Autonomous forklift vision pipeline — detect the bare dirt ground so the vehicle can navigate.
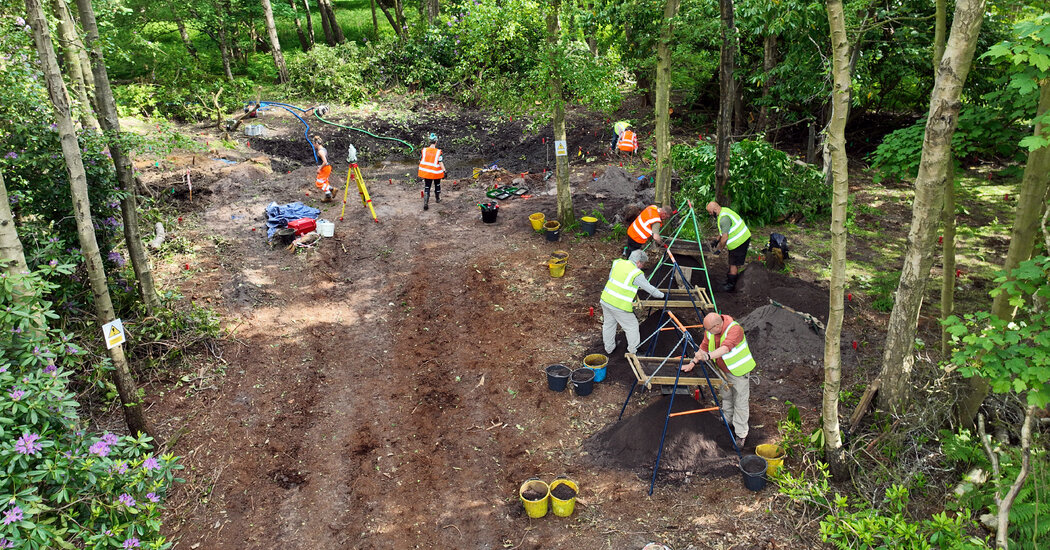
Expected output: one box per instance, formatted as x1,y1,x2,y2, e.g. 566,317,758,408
136,100,868,549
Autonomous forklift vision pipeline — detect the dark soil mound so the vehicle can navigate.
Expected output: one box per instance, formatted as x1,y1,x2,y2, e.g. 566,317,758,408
584,397,772,479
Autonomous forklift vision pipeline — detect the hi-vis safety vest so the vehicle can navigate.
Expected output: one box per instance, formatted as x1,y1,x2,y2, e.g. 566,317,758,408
617,130,638,152
600,259,643,312
708,320,756,376
717,207,751,250
627,205,660,244
417,147,445,179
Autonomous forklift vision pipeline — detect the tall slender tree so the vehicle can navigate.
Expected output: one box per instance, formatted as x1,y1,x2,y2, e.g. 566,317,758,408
260,0,289,82
714,0,736,204
48,0,99,131
822,0,851,478
875,0,986,412
653,0,680,207
25,0,155,440
935,0,956,358
547,0,574,226
289,0,312,51
302,0,315,44
0,170,45,332
75,0,161,314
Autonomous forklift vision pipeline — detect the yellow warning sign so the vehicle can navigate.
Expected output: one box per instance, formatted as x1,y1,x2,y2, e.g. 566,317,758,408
554,140,567,157
102,319,126,349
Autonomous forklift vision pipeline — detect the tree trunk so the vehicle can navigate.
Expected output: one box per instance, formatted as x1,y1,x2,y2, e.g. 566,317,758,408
49,0,99,132
958,79,1050,425
319,0,345,44
369,0,378,38
289,0,311,51
75,0,161,315
654,0,680,208
547,0,574,227
302,0,315,44
426,0,439,23
317,0,335,45
175,16,199,59
714,0,736,205
876,0,985,413
26,0,155,442
757,34,776,132
260,0,289,82
376,0,402,38
216,19,234,80
934,0,955,359
822,0,850,479
0,170,46,333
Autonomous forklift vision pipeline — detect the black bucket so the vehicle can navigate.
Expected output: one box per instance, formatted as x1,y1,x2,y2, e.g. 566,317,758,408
546,364,571,392
480,202,499,223
274,228,296,246
544,220,561,242
571,368,595,396
740,455,768,491
580,216,597,236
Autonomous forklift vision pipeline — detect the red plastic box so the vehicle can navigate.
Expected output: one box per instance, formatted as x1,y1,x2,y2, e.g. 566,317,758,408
287,218,316,236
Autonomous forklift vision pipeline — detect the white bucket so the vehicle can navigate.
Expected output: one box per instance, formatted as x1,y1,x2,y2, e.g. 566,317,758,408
316,219,335,237
244,124,263,136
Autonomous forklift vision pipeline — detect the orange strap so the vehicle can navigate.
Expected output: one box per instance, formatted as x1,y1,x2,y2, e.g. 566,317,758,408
669,406,719,418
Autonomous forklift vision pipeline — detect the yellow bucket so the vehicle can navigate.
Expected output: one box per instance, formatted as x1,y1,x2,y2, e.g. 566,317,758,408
529,212,545,231
519,478,549,518
549,477,578,517
549,258,566,278
756,444,785,476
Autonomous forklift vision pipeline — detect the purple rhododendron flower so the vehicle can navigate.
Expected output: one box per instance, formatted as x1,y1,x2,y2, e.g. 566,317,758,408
123,538,140,549
116,461,128,475
142,456,160,471
1,506,22,526
14,433,42,455
88,441,110,457
107,251,126,267
8,389,25,401
118,493,135,507
102,432,119,446
147,492,160,503
15,17,25,26
0,537,13,548
4,152,15,159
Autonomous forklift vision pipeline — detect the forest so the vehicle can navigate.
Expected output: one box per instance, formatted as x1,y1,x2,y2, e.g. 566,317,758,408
1,0,1048,548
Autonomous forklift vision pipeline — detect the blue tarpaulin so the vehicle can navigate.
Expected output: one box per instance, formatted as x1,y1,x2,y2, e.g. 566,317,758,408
266,202,320,238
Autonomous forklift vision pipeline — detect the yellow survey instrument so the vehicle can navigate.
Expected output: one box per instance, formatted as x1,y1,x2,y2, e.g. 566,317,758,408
340,163,378,223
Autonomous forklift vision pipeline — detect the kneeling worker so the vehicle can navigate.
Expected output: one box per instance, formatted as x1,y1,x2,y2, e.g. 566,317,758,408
626,204,673,254
600,250,665,356
706,201,751,291
681,312,756,448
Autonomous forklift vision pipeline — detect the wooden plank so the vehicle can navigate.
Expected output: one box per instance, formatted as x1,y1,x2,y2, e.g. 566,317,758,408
626,353,725,390
848,379,880,432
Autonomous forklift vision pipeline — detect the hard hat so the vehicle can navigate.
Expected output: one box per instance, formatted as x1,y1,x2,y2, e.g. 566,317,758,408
428,132,437,142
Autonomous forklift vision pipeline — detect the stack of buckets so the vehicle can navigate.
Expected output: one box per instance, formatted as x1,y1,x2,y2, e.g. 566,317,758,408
519,476,579,518
549,250,568,278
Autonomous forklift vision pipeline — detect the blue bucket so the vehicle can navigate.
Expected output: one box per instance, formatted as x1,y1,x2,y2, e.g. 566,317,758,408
584,354,608,383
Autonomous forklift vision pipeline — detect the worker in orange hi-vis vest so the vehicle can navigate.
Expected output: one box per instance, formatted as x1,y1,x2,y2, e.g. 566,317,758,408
417,133,446,211
313,135,333,202
616,124,639,156
625,204,672,255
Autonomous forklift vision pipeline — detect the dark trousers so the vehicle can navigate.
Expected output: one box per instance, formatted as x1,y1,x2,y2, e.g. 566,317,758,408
422,178,442,196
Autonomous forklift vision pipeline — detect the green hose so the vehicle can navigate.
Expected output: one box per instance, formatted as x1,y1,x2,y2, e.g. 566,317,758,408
313,112,415,154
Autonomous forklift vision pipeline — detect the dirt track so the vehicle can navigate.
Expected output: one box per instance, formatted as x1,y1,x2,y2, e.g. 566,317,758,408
144,105,849,549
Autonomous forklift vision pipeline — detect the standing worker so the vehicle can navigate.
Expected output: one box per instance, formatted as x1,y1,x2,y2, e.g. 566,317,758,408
626,204,673,254
600,250,665,356
681,312,756,448
313,135,333,202
418,133,446,211
706,201,751,291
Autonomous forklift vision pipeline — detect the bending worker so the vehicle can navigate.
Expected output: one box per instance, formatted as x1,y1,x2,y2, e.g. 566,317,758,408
626,204,673,254
616,124,638,156
706,201,751,291
600,250,665,356
418,133,446,211
313,135,333,202
681,312,756,448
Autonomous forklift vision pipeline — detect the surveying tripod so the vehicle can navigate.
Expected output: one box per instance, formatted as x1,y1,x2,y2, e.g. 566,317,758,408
341,144,378,223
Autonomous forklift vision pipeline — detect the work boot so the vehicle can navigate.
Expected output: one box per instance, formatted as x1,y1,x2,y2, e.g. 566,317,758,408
323,190,333,202
423,190,430,211
720,273,738,292
435,191,441,203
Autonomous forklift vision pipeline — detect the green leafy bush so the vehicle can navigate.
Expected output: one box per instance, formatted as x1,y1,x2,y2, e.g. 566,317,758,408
286,44,369,104
112,78,256,122
0,268,180,549
672,138,829,227
778,463,988,549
